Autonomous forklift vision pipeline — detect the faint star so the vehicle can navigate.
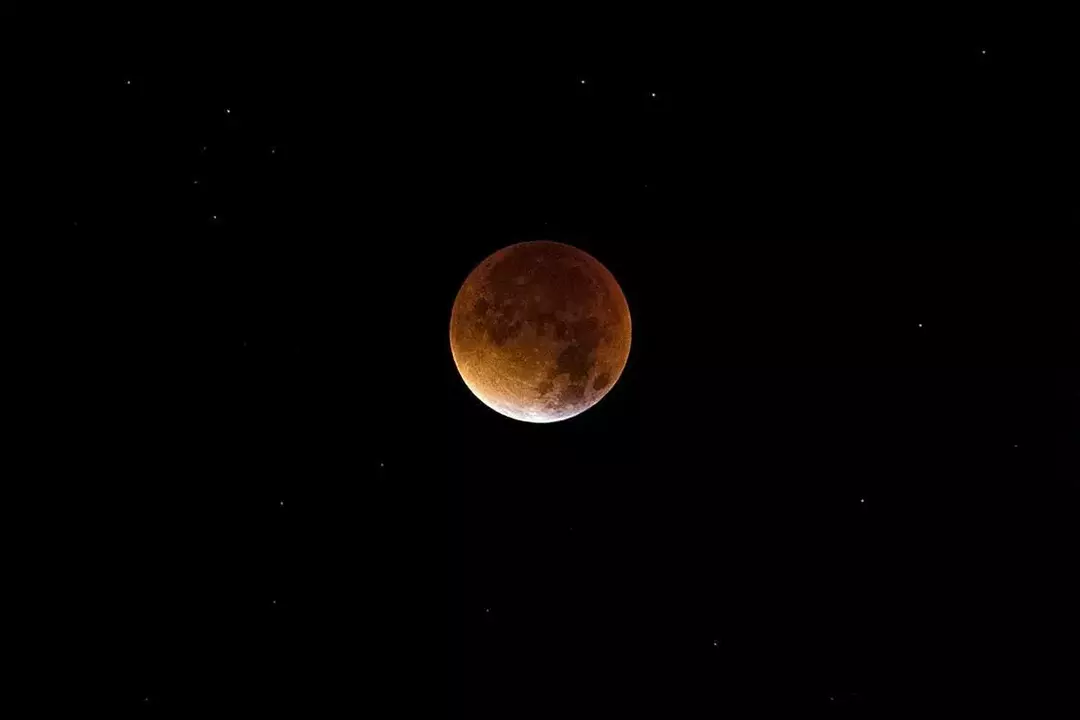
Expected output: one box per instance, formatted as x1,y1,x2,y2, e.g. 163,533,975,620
380,462,385,468
713,640,719,646
270,146,277,154
280,501,284,506
1014,444,1019,448
201,146,207,152
272,600,277,605
193,179,199,185
485,607,491,613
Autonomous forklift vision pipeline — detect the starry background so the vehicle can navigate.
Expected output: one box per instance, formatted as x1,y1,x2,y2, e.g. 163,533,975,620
23,11,1079,715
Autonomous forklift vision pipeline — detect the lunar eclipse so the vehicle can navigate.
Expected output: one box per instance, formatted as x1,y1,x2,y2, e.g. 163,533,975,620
450,241,631,423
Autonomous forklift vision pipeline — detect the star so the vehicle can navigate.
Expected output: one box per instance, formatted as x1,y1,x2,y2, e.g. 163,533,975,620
272,600,277,605
211,215,218,220
125,80,131,86
280,501,284,506
270,146,277,154
380,462,385,468
1014,444,1019,448
650,92,657,97
193,179,199,185
981,49,987,55
860,498,866,503
580,79,586,84
712,640,719,647
918,323,923,328
485,607,491,613
225,108,231,114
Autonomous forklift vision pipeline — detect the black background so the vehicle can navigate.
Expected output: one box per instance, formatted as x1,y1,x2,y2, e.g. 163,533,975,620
15,9,1079,715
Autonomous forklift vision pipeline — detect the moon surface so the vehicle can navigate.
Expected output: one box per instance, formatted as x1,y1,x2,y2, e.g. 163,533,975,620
450,241,632,423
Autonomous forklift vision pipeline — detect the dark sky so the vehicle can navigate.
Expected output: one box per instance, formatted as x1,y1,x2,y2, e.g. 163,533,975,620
20,10,1078,715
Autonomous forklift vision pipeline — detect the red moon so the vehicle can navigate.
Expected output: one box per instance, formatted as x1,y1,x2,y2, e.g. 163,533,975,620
449,241,631,423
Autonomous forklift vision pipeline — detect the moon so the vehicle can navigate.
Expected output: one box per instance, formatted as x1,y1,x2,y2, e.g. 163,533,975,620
450,241,631,423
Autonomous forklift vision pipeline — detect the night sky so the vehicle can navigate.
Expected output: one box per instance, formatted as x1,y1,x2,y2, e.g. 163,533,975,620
25,12,1079,715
